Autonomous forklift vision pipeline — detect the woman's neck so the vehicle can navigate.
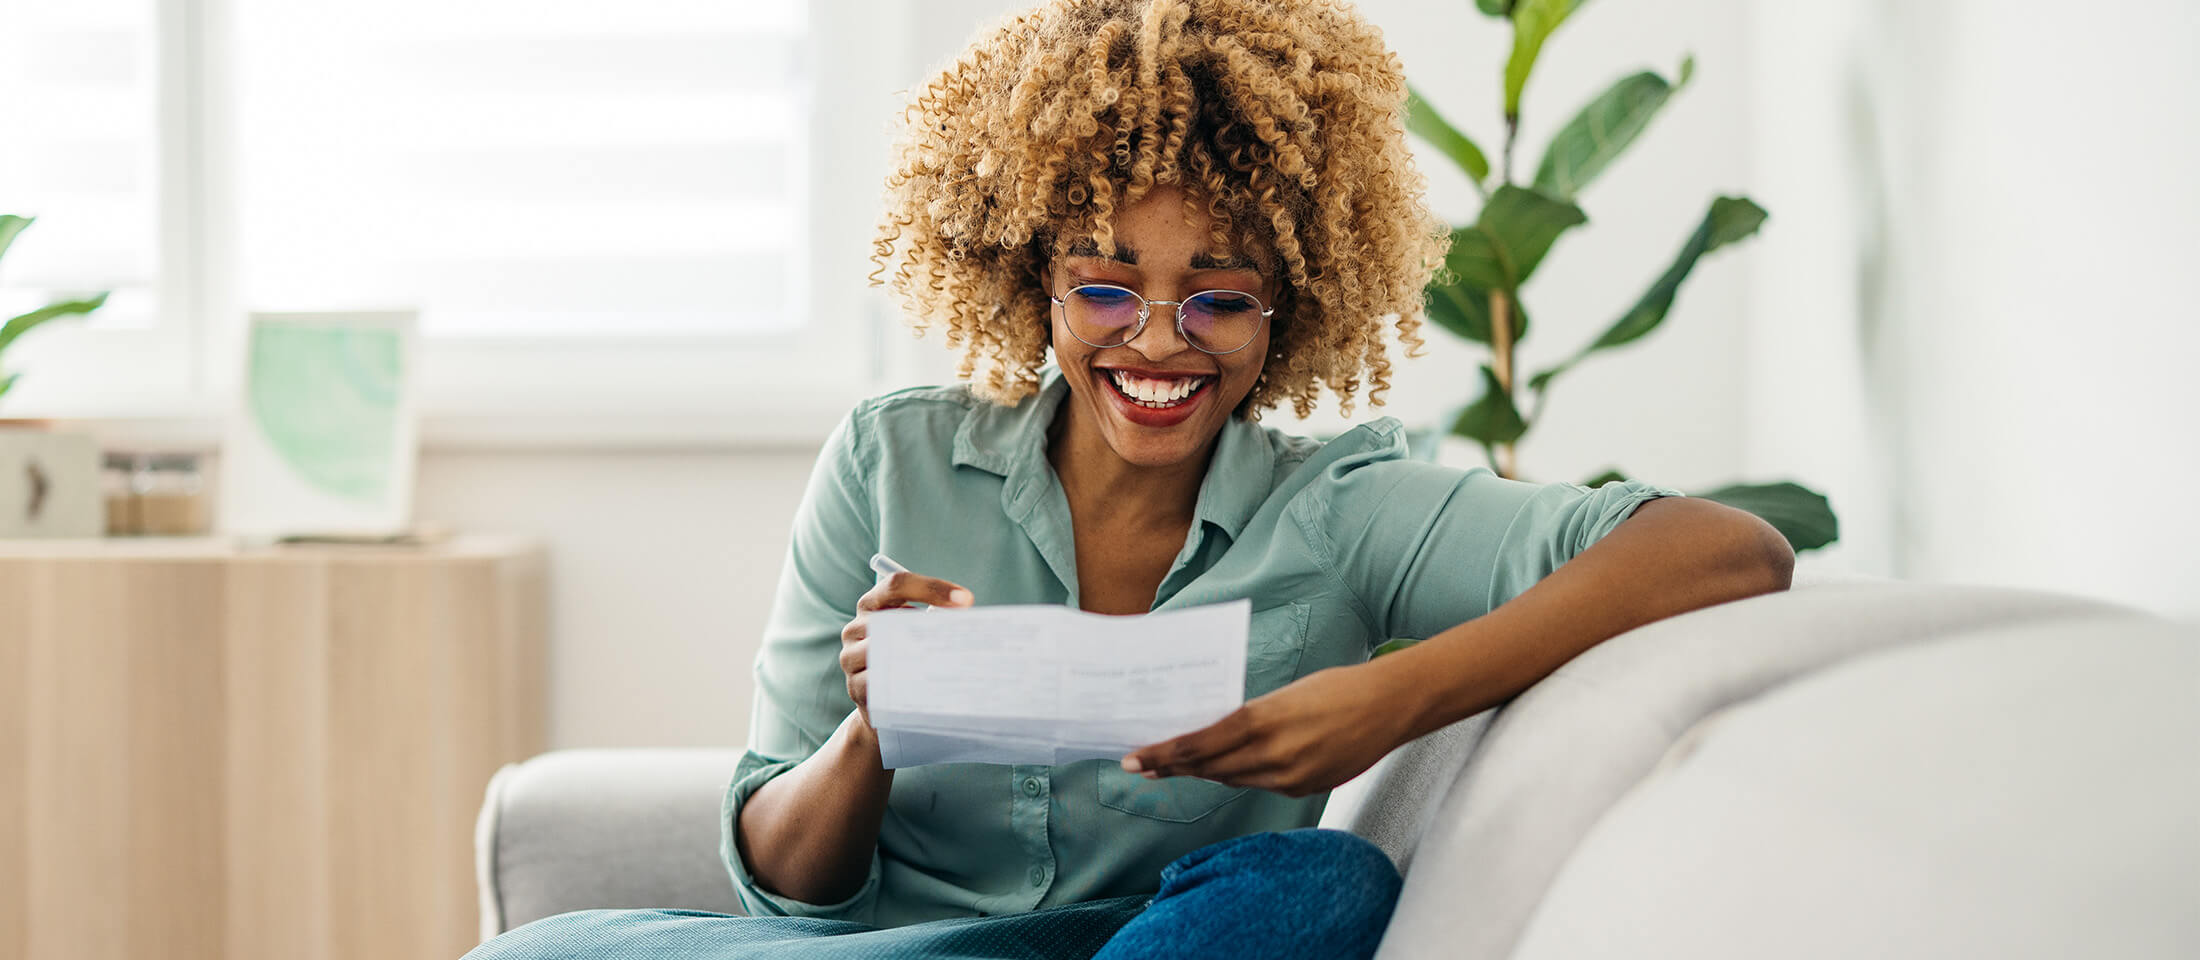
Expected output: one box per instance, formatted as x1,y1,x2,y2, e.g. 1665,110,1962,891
1046,399,1210,532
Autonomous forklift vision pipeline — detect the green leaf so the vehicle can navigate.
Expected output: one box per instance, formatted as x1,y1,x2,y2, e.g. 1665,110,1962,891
1504,0,1589,118
1449,364,1528,448
1424,278,1484,342
1445,226,1505,292
1405,87,1491,187
1424,274,1531,345
0,292,110,355
1474,0,1511,15
1448,185,1586,293
1532,58,1692,199
1695,480,1839,551
0,372,16,400
1478,186,1586,288
1586,196,1763,351
1583,467,1628,487
0,215,32,265
1529,195,1765,392
1373,638,1421,657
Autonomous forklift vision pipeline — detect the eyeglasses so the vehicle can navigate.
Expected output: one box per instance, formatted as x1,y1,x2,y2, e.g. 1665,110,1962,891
1049,283,1273,355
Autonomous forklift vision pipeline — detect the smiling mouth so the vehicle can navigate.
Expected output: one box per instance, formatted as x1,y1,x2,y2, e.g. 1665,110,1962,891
1101,369,1215,409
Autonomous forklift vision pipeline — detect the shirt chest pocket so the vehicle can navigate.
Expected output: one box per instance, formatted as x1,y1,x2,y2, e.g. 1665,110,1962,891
1096,601,1311,823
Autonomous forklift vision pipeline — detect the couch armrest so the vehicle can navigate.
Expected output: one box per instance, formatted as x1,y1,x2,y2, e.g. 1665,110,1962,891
475,748,747,938
1372,581,2132,960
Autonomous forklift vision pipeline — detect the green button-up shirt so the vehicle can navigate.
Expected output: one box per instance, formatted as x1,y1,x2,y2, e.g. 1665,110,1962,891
723,368,1680,928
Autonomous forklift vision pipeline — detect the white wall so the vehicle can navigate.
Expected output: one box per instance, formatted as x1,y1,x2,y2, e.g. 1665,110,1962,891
413,448,820,748
1743,0,2200,616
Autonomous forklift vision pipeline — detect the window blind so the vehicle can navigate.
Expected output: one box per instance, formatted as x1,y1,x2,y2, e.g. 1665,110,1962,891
0,0,162,329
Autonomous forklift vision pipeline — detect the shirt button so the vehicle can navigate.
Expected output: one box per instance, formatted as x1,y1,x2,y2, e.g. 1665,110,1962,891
1029,865,1047,886
1022,777,1042,797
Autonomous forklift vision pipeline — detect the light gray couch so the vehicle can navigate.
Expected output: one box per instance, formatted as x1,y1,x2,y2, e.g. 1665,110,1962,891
474,581,2200,958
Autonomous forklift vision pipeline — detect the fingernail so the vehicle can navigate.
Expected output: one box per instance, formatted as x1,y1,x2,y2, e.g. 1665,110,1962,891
1120,755,1143,773
949,588,973,605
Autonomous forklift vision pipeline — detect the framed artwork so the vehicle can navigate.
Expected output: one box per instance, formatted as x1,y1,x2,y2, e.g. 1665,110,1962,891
219,310,418,539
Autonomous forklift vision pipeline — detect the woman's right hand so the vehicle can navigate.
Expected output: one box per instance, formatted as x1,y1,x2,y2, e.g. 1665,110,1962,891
840,571,974,729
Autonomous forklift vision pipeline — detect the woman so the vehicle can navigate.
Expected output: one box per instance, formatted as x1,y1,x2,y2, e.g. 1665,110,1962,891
469,1,1791,957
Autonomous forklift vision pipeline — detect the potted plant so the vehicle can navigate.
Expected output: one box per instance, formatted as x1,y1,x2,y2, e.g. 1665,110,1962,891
1406,0,1837,552
0,214,110,537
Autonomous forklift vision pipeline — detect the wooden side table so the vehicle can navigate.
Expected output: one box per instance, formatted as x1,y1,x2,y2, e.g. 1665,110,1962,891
0,537,546,960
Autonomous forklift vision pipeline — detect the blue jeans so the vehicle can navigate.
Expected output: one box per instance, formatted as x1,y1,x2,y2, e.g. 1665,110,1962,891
465,828,1400,959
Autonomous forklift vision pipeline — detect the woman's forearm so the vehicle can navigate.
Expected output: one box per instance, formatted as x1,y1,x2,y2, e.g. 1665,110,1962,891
1379,496,1794,742
735,710,896,906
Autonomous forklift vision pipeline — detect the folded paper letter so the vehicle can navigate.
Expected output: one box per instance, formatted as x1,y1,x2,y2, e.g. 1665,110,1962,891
866,599,1250,768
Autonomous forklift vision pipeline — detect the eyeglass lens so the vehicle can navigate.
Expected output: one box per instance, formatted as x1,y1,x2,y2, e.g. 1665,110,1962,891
1062,285,1263,352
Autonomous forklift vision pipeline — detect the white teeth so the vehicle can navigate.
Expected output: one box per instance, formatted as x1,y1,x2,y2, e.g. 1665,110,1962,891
1107,370,1209,408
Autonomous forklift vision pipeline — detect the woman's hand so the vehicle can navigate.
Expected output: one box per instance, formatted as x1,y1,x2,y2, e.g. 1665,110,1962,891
1120,660,1418,798
839,571,974,728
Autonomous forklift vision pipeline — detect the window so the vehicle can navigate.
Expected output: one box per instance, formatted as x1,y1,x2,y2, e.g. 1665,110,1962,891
0,0,906,434
0,0,162,331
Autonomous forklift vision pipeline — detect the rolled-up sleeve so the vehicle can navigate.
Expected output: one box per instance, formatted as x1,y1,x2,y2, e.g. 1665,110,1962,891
719,406,885,922
722,754,882,920
1303,425,1682,642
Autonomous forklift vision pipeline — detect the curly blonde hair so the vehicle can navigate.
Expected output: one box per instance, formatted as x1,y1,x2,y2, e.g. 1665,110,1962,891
870,0,1448,417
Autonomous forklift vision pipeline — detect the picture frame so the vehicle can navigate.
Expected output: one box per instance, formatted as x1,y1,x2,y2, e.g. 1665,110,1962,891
219,310,418,539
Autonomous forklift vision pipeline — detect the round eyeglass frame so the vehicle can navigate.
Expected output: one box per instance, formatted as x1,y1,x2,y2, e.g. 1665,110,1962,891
1049,283,1274,355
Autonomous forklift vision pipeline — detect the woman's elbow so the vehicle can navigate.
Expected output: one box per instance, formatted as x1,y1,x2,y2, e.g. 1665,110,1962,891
1724,504,1796,597
1650,495,1794,600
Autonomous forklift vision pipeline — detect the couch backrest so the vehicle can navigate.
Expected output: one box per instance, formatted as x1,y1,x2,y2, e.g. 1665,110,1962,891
1318,710,1493,871
1507,616,2200,959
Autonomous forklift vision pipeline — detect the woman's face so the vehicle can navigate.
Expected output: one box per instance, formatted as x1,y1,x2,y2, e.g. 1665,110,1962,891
1048,187,1274,470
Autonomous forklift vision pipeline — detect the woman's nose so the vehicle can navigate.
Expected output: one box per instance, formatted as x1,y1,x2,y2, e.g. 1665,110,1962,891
1125,298,1192,358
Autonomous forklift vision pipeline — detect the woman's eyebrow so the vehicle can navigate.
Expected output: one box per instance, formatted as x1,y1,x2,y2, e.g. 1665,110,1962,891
1188,251,1259,271
1063,241,1256,272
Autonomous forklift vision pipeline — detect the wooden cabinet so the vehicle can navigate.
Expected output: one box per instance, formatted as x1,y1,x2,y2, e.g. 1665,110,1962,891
0,537,546,960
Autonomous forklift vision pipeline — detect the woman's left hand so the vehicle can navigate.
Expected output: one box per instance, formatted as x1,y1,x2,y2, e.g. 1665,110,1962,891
1120,660,1417,798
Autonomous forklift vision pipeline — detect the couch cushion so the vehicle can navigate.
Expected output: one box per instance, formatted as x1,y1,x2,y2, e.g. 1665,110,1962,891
1509,616,2200,959
1372,582,2130,960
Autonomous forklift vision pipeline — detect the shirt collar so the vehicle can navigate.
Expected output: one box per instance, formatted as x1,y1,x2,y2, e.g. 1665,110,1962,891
950,369,1065,478
951,366,1276,544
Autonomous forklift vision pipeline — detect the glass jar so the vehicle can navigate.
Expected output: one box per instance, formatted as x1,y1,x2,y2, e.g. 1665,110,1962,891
133,453,209,536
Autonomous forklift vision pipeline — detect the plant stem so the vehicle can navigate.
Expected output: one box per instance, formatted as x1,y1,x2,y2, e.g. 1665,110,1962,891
1490,288,1517,480
1501,113,1518,186
1491,84,1521,480
1490,291,1515,391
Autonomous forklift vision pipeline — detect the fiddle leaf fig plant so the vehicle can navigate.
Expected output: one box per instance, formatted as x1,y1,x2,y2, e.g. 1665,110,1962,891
0,215,108,404
1406,1,1837,551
